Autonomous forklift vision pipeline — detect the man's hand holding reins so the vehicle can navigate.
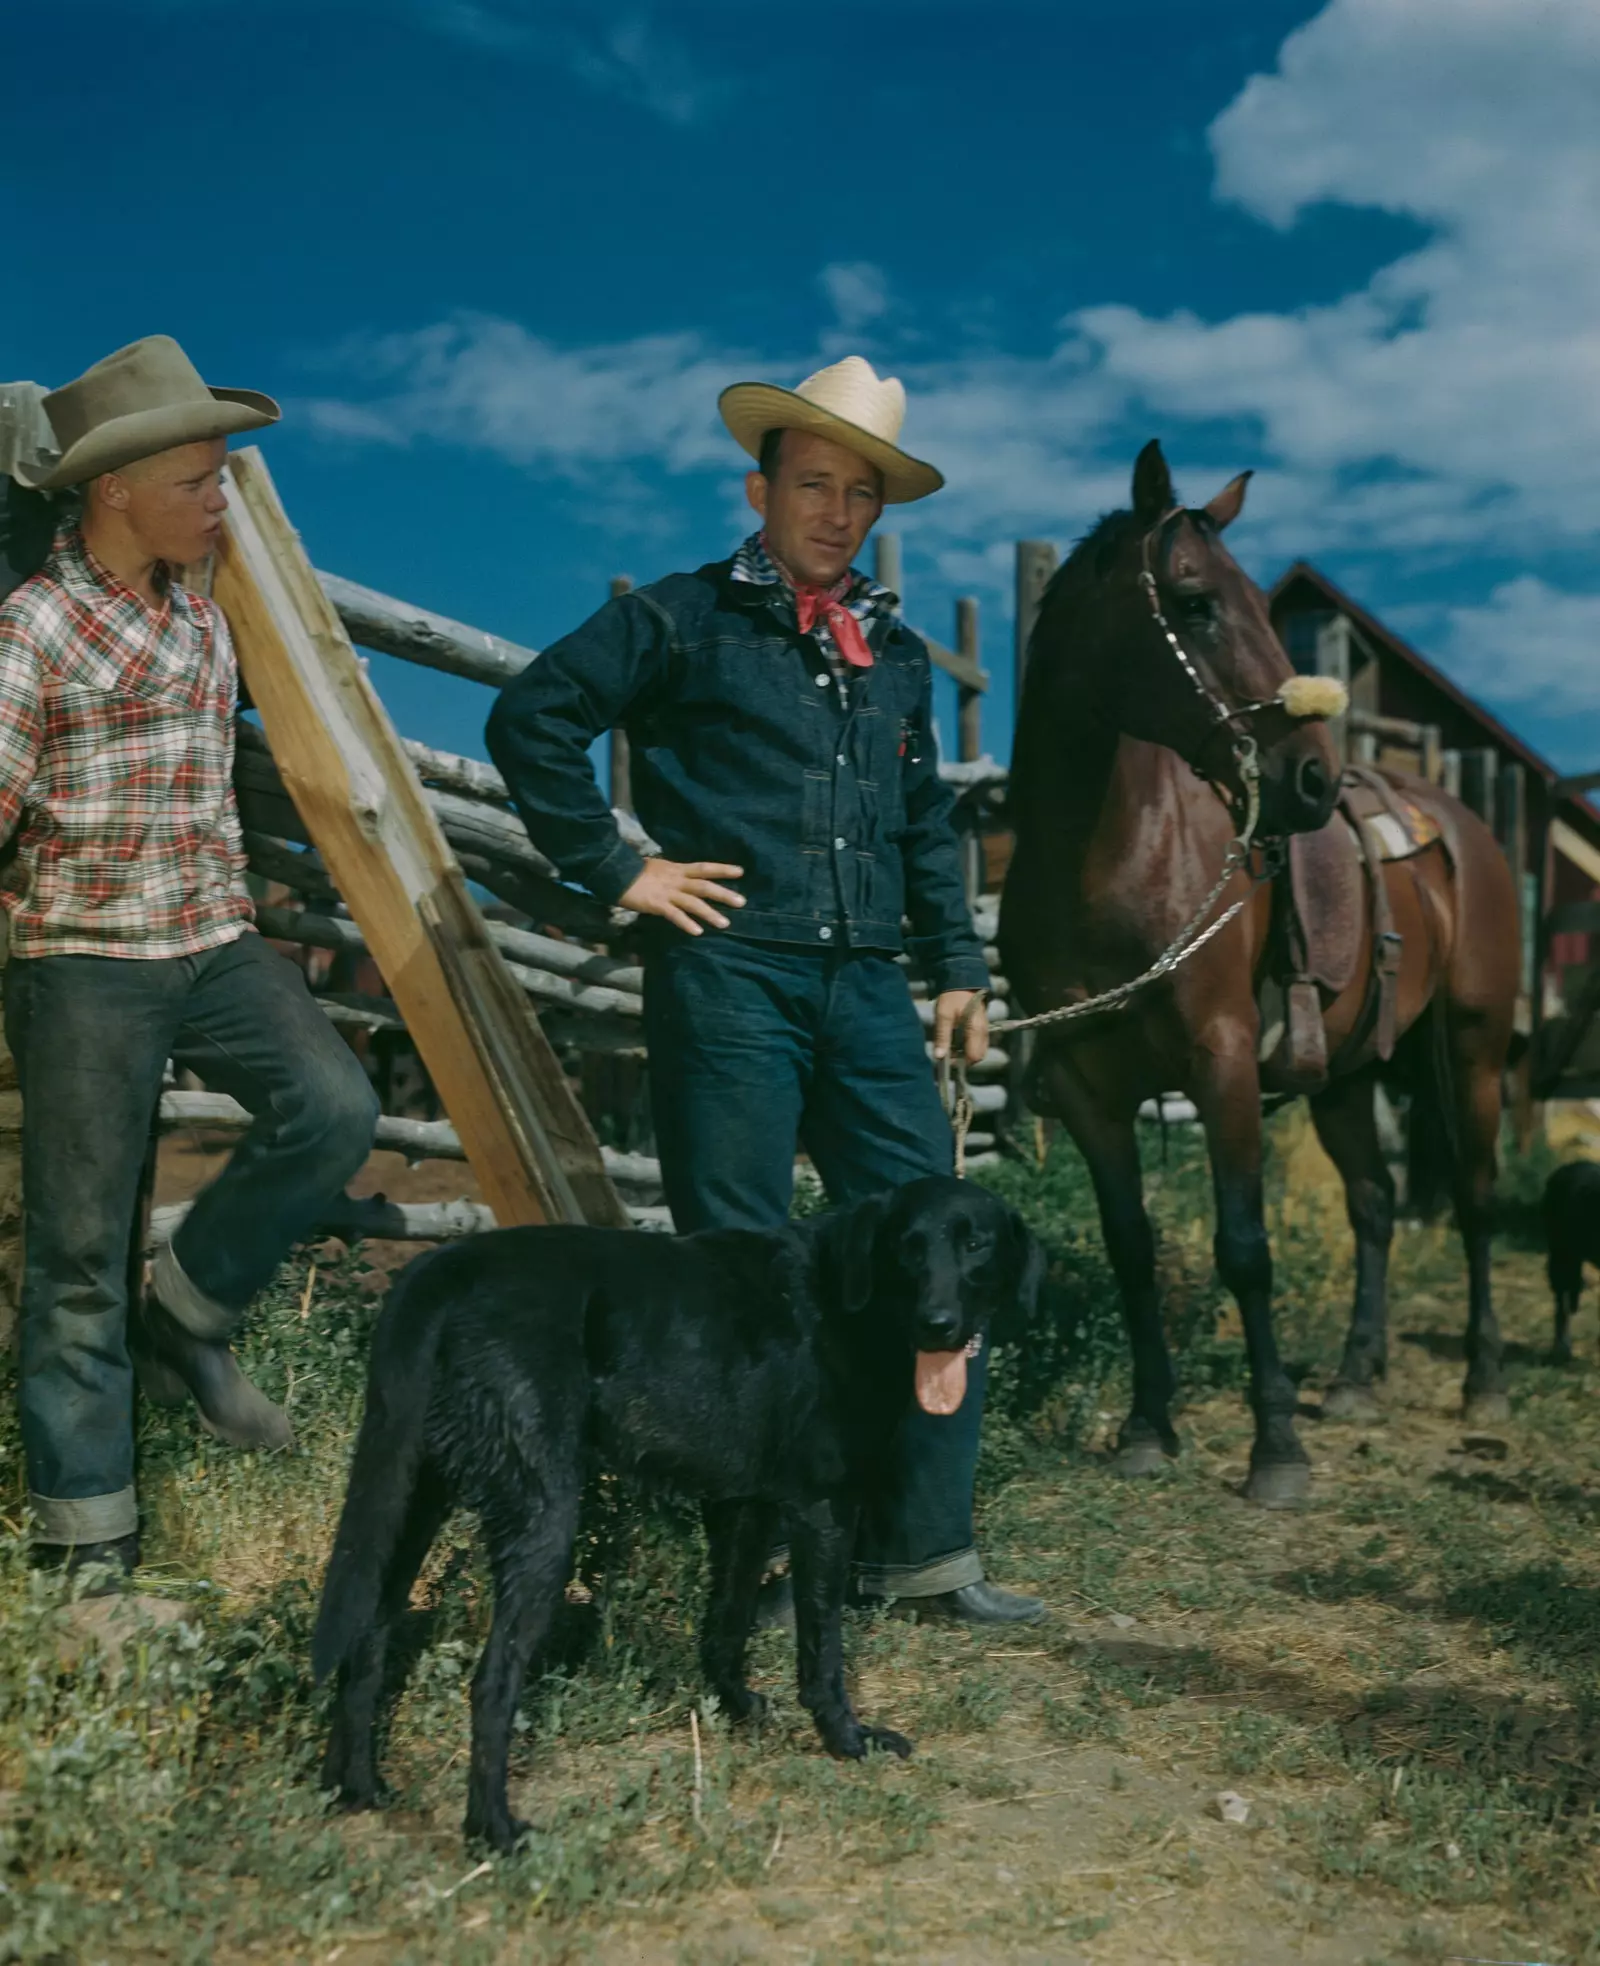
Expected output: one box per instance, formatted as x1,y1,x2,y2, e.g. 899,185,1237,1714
933,990,989,1067
621,858,746,936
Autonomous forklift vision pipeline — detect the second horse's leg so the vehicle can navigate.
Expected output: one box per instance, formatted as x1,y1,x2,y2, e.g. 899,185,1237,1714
1454,1041,1509,1425
1192,1036,1309,1506
1310,1068,1393,1423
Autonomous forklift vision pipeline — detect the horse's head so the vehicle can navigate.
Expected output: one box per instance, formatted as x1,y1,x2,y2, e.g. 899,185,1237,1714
1058,440,1343,836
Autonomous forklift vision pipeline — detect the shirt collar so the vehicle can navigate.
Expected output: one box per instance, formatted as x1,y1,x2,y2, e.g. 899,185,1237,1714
729,530,897,617
51,526,175,618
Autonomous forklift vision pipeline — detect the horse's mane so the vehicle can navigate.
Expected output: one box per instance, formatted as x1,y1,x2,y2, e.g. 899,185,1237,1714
1051,507,1143,596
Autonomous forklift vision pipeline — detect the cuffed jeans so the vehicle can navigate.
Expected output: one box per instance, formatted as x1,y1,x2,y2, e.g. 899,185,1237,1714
5,931,380,1544
643,935,985,1597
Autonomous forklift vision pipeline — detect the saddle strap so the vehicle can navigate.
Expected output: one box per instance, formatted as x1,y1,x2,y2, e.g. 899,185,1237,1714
1335,813,1403,1070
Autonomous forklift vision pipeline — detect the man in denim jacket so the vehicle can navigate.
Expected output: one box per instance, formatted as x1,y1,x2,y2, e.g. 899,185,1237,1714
488,357,1042,1625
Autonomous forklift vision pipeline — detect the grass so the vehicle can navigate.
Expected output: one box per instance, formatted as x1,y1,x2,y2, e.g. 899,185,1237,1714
1,1107,1598,1962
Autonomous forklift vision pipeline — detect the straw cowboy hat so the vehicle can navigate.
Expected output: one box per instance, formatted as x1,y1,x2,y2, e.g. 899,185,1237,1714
15,334,279,491
719,355,943,504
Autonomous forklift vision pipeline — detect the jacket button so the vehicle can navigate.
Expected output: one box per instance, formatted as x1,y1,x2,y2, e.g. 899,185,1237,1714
814,673,829,688
834,836,847,851
818,926,833,941
836,754,846,766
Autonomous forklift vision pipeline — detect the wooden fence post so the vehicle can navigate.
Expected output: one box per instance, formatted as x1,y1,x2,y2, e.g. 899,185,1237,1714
874,531,903,601
1459,747,1499,825
955,596,982,765
1014,541,1057,717
1314,615,1353,767
1499,760,1532,998
1441,748,1462,800
608,574,634,814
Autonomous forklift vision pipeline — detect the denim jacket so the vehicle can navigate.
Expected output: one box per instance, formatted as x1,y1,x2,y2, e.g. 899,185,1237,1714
485,557,989,993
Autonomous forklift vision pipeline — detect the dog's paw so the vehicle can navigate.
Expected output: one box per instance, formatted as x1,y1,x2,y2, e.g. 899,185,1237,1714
720,1686,769,1725
859,1724,913,1760
464,1803,530,1854
818,1712,914,1762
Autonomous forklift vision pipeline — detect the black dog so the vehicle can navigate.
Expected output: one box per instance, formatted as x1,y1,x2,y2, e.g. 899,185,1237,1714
1546,1160,1600,1364
313,1176,1043,1850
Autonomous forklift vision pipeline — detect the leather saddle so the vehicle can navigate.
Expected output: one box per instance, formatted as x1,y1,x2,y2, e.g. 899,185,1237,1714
1258,767,1445,1095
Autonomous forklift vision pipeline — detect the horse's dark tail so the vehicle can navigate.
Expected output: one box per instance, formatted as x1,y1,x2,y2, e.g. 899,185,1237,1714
1401,999,1459,1222
311,1258,447,1684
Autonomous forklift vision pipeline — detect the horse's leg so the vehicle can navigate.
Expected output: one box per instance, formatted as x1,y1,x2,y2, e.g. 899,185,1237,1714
1452,1031,1509,1425
1049,1068,1177,1471
1190,1035,1309,1506
1310,1068,1393,1423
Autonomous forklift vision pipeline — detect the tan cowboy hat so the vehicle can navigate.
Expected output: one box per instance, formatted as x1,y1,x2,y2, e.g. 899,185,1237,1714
718,355,943,503
15,334,280,491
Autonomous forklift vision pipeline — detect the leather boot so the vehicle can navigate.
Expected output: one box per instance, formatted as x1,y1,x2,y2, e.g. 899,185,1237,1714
887,1580,1047,1626
34,1533,141,1596
131,1296,293,1451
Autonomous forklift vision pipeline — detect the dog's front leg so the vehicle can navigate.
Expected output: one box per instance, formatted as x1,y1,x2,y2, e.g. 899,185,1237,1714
790,1496,911,1762
700,1498,778,1722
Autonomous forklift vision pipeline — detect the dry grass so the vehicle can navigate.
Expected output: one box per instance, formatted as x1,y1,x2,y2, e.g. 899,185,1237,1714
2,1105,1599,1964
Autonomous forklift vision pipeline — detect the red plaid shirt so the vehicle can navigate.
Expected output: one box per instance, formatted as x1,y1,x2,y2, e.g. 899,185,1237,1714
0,529,253,959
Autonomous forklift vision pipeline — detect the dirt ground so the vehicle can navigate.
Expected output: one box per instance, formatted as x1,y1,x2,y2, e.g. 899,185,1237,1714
48,1106,1600,1965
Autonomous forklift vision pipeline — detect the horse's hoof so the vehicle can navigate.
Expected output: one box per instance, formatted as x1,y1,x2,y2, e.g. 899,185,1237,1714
1320,1382,1383,1424
1463,1392,1511,1426
1110,1436,1172,1478
1244,1462,1311,1509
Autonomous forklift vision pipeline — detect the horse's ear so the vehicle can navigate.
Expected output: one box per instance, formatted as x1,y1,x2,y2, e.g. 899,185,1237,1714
1204,469,1253,531
1132,440,1174,522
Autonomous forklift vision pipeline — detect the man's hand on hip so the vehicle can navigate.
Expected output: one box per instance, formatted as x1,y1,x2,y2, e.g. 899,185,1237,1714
932,990,989,1066
620,859,745,936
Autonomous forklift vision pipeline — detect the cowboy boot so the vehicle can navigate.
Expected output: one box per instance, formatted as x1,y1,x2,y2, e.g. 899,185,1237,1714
130,1296,292,1451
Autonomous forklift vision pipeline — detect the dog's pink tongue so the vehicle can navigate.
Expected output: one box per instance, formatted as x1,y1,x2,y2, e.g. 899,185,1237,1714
915,1348,969,1417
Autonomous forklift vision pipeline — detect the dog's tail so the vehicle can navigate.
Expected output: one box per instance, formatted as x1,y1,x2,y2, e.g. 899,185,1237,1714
311,1254,448,1683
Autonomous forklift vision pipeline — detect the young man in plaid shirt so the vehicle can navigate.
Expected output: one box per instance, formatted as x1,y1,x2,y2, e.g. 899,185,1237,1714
1,338,379,1582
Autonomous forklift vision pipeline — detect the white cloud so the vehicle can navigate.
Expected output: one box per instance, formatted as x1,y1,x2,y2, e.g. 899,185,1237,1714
820,262,890,334
414,5,732,125
300,316,745,477
1434,577,1600,724
1069,0,1600,550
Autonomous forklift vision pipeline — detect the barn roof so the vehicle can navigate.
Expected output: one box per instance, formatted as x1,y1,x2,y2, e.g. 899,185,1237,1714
1270,559,1600,833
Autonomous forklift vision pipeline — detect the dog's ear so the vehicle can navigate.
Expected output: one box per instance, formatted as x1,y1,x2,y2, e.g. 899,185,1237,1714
994,1211,1047,1344
840,1193,889,1314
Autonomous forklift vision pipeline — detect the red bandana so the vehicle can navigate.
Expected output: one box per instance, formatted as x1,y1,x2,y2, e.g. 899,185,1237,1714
764,537,874,669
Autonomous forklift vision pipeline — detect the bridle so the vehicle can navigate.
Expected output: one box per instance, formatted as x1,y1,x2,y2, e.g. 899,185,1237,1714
1136,505,1289,815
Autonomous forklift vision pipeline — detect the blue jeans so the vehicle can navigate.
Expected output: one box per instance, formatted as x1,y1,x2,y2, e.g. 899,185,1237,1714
643,935,985,1596
5,932,380,1544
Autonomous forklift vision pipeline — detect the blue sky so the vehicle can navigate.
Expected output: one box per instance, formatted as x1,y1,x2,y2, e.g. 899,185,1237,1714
9,0,1600,775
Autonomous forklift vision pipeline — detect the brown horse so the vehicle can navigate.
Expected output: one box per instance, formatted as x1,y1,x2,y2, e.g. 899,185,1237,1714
1000,442,1520,1505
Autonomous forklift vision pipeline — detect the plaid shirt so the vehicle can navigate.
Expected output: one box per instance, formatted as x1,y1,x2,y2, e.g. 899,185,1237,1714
728,530,896,700
0,529,253,960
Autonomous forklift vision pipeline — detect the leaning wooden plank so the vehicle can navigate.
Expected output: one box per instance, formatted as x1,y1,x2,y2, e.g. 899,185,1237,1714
214,448,628,1229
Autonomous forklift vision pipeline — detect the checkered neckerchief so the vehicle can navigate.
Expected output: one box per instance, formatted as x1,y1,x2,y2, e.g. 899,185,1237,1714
729,531,896,696
0,528,253,959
